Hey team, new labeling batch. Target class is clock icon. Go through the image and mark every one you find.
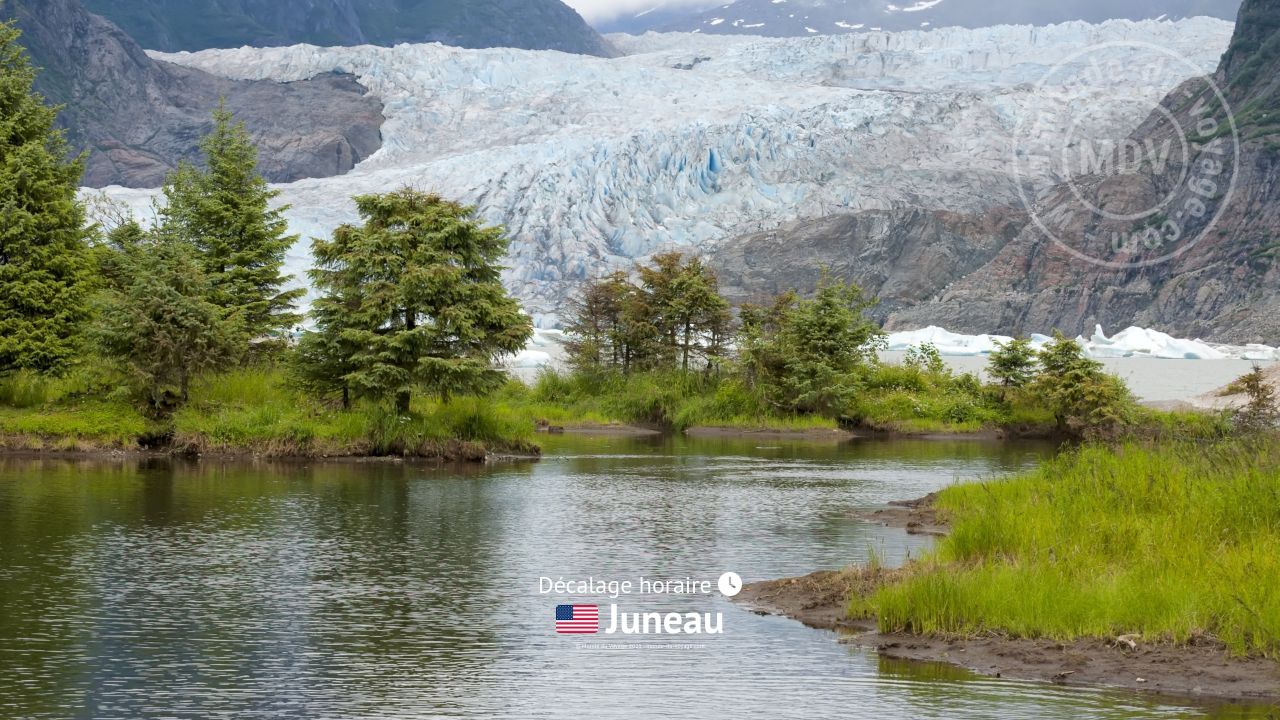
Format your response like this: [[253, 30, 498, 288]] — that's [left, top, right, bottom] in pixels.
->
[[718, 571, 743, 597]]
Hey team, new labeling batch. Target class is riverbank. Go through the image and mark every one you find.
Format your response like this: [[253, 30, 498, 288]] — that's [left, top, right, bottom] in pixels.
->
[[740, 440, 1280, 703], [0, 360, 1249, 460], [0, 369, 540, 462], [741, 571, 1280, 703]]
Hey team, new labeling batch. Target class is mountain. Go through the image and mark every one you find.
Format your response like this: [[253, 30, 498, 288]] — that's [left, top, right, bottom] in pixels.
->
[[596, 3, 721, 34], [80, 0, 616, 57], [885, 0, 1280, 343], [96, 18, 1233, 326], [621, 0, 1241, 36], [711, 207, 1029, 322], [3, 0, 385, 188]]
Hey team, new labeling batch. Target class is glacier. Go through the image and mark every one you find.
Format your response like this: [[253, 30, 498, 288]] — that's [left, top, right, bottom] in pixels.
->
[[90, 18, 1234, 326]]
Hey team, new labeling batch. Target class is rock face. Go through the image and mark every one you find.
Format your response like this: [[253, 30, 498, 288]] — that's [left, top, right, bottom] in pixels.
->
[[887, 0, 1280, 344], [4, 0, 386, 188], [617, 0, 1240, 37], [81, 0, 616, 57], [710, 208, 1029, 321]]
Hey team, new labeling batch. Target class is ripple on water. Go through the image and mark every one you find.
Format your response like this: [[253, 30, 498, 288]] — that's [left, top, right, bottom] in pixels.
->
[[0, 439, 1261, 719]]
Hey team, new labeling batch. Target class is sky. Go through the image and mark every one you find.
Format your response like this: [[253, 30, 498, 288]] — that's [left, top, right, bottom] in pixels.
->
[[562, 0, 719, 23]]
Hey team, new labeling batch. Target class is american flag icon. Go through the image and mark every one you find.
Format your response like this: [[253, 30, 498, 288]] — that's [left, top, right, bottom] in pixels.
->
[[555, 604, 599, 634]]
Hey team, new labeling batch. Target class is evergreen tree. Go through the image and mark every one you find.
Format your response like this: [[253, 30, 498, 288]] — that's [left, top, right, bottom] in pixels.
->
[[563, 270, 674, 374], [0, 23, 90, 374], [742, 279, 884, 415], [309, 189, 533, 414], [636, 252, 731, 372], [94, 232, 240, 415], [1235, 366, 1279, 432], [1034, 332, 1132, 436], [289, 280, 362, 410], [988, 337, 1038, 389], [160, 102, 302, 343], [564, 272, 629, 371]]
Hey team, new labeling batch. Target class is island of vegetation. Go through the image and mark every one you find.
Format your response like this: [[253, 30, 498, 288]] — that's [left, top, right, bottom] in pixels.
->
[[742, 372, 1280, 701]]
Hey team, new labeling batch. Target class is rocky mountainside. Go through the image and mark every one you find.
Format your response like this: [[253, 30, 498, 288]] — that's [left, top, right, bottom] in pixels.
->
[[886, 0, 1280, 343], [619, 0, 1240, 37], [3, 0, 385, 188], [711, 207, 1028, 321], [81, 0, 616, 57]]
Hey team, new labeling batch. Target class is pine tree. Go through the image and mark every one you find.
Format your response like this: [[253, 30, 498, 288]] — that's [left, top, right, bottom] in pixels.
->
[[1235, 366, 1279, 432], [636, 253, 731, 372], [1034, 332, 1132, 436], [160, 102, 302, 343], [0, 23, 90, 374], [289, 280, 362, 410], [741, 278, 884, 415], [94, 232, 240, 415], [988, 337, 1038, 389], [309, 189, 533, 414]]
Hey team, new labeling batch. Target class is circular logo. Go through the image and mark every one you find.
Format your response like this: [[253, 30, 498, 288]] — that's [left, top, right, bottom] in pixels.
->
[[718, 571, 743, 597], [1010, 40, 1241, 269]]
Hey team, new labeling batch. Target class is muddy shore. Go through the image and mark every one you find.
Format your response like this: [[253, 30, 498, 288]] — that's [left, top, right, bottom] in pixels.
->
[[737, 498, 1280, 704]]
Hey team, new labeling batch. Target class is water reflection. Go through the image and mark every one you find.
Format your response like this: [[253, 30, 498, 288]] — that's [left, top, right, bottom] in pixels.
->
[[0, 439, 1271, 719]]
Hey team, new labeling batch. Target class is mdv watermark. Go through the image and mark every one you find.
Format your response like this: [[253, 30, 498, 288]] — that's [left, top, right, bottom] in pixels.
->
[[1011, 40, 1241, 269]]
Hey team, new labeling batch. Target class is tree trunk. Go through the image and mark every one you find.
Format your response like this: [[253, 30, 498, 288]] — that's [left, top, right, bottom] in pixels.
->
[[682, 320, 692, 372], [398, 306, 416, 415], [342, 385, 351, 411]]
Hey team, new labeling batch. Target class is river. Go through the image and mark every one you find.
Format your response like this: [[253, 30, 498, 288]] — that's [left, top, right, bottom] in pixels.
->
[[0, 437, 1269, 718]]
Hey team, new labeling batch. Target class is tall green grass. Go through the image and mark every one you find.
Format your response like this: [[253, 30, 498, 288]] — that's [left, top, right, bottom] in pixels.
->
[[0, 366, 537, 457], [176, 368, 536, 455], [509, 369, 837, 432], [860, 440, 1280, 656]]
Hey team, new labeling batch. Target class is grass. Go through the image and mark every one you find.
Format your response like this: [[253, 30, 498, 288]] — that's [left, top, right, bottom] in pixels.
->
[[499, 369, 838, 433], [851, 440, 1280, 657], [0, 358, 1240, 455], [0, 367, 539, 459]]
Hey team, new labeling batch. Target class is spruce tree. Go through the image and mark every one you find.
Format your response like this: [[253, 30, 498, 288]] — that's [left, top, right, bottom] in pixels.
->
[[289, 281, 362, 410], [0, 23, 90, 374], [309, 189, 533, 414], [94, 231, 240, 415], [988, 337, 1038, 389], [635, 253, 731, 372], [160, 103, 302, 343]]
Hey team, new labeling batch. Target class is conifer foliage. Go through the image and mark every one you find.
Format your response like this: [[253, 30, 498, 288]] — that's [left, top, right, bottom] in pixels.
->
[[303, 189, 533, 414], [0, 23, 90, 374], [160, 103, 303, 342]]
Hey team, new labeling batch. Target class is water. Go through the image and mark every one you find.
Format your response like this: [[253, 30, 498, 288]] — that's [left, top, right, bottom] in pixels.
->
[[879, 352, 1278, 404], [0, 437, 1270, 719]]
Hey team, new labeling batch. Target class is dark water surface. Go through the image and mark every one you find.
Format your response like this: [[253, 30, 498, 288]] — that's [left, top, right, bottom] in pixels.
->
[[0, 436, 1269, 719]]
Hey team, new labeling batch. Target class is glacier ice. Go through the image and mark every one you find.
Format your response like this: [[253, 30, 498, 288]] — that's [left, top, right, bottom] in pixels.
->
[[90, 18, 1234, 326]]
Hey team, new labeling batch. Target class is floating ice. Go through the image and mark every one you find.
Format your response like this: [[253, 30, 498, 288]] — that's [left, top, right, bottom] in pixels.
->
[[886, 325, 1279, 361]]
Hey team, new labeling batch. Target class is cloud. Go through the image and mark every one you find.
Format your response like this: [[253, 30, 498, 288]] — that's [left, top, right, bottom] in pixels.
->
[[562, 0, 721, 24]]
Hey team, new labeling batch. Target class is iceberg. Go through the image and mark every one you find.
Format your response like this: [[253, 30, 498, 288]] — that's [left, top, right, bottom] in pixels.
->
[[886, 325, 1278, 361]]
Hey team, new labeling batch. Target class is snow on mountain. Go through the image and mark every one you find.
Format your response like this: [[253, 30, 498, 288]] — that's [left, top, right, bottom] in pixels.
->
[[93, 18, 1233, 326], [620, 0, 1240, 37]]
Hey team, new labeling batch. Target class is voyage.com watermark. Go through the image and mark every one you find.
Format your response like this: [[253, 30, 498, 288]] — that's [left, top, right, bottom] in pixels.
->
[[1011, 41, 1241, 269]]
